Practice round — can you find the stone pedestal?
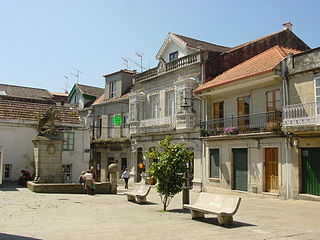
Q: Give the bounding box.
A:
[108,163,118,194]
[32,136,63,183]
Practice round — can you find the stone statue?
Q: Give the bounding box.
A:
[37,106,60,136]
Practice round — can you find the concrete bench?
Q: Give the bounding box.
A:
[125,184,151,203]
[183,192,241,226]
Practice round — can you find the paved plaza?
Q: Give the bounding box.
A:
[1,183,320,240]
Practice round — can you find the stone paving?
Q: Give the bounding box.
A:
[1,183,320,240]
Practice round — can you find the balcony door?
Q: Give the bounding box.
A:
[237,96,250,128]
[150,95,159,119]
[212,101,224,131]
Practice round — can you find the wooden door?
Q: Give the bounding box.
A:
[233,148,248,191]
[265,148,278,192]
[302,148,320,196]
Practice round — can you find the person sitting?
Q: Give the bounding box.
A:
[83,170,94,195]
[78,171,86,192]
[18,170,32,186]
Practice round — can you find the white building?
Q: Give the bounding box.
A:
[129,33,230,190]
[0,84,90,183]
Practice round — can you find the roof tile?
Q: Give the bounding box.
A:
[195,46,301,93]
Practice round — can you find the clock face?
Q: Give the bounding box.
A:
[47,144,56,154]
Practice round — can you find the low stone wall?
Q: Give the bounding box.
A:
[28,181,112,194]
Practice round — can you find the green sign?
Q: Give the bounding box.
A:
[113,115,123,126]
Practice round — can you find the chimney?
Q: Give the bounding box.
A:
[282,22,293,31]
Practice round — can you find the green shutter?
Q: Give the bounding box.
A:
[302,148,320,196]
[209,149,219,178]
[233,148,248,191]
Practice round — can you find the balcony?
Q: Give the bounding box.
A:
[200,111,282,137]
[130,116,176,134]
[134,52,201,82]
[92,124,130,144]
[283,102,320,129]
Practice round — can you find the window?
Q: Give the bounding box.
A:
[3,164,12,179]
[237,96,250,127]
[169,51,178,61]
[62,132,75,151]
[212,101,224,130]
[266,89,280,112]
[110,81,117,98]
[108,115,114,138]
[166,91,175,116]
[97,117,102,138]
[62,164,72,183]
[209,149,219,178]
[150,95,159,118]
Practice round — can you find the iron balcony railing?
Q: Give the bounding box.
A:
[134,52,201,82]
[283,102,320,127]
[200,111,282,136]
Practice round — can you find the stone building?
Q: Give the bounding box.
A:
[129,33,230,190]
[282,47,320,198]
[90,70,134,182]
[194,27,310,197]
[0,84,90,183]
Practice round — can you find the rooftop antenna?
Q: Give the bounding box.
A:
[121,57,131,69]
[69,66,82,83]
[128,58,147,73]
[135,52,143,72]
[63,75,69,94]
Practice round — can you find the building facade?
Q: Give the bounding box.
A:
[282,47,320,198]
[194,28,309,198]
[90,70,134,182]
[129,33,230,190]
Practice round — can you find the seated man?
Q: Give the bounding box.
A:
[18,170,32,186]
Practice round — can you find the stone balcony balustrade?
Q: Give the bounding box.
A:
[283,102,320,128]
[134,52,201,82]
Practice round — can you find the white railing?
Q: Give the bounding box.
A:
[283,102,320,126]
[129,116,176,134]
[140,116,176,128]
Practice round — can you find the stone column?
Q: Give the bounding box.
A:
[108,163,118,194]
[32,136,63,183]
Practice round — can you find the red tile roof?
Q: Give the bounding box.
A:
[0,96,81,125]
[92,92,129,105]
[194,46,301,93]
[103,69,136,77]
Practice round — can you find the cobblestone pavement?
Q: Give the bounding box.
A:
[1,183,320,240]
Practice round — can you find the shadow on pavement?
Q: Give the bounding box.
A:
[0,233,41,240]
[127,201,158,205]
[167,208,190,214]
[194,217,256,228]
[0,182,26,191]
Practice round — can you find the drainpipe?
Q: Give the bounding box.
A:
[281,56,290,199]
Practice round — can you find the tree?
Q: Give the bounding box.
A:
[146,137,193,211]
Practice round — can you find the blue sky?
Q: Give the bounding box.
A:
[1,0,320,93]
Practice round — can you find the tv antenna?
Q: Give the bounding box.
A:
[135,52,143,72]
[63,75,70,94]
[121,57,131,69]
[69,66,82,83]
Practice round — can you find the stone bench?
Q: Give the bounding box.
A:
[124,184,151,203]
[183,192,241,226]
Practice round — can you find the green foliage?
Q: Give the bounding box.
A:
[146,137,193,211]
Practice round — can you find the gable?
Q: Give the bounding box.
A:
[156,34,190,62]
